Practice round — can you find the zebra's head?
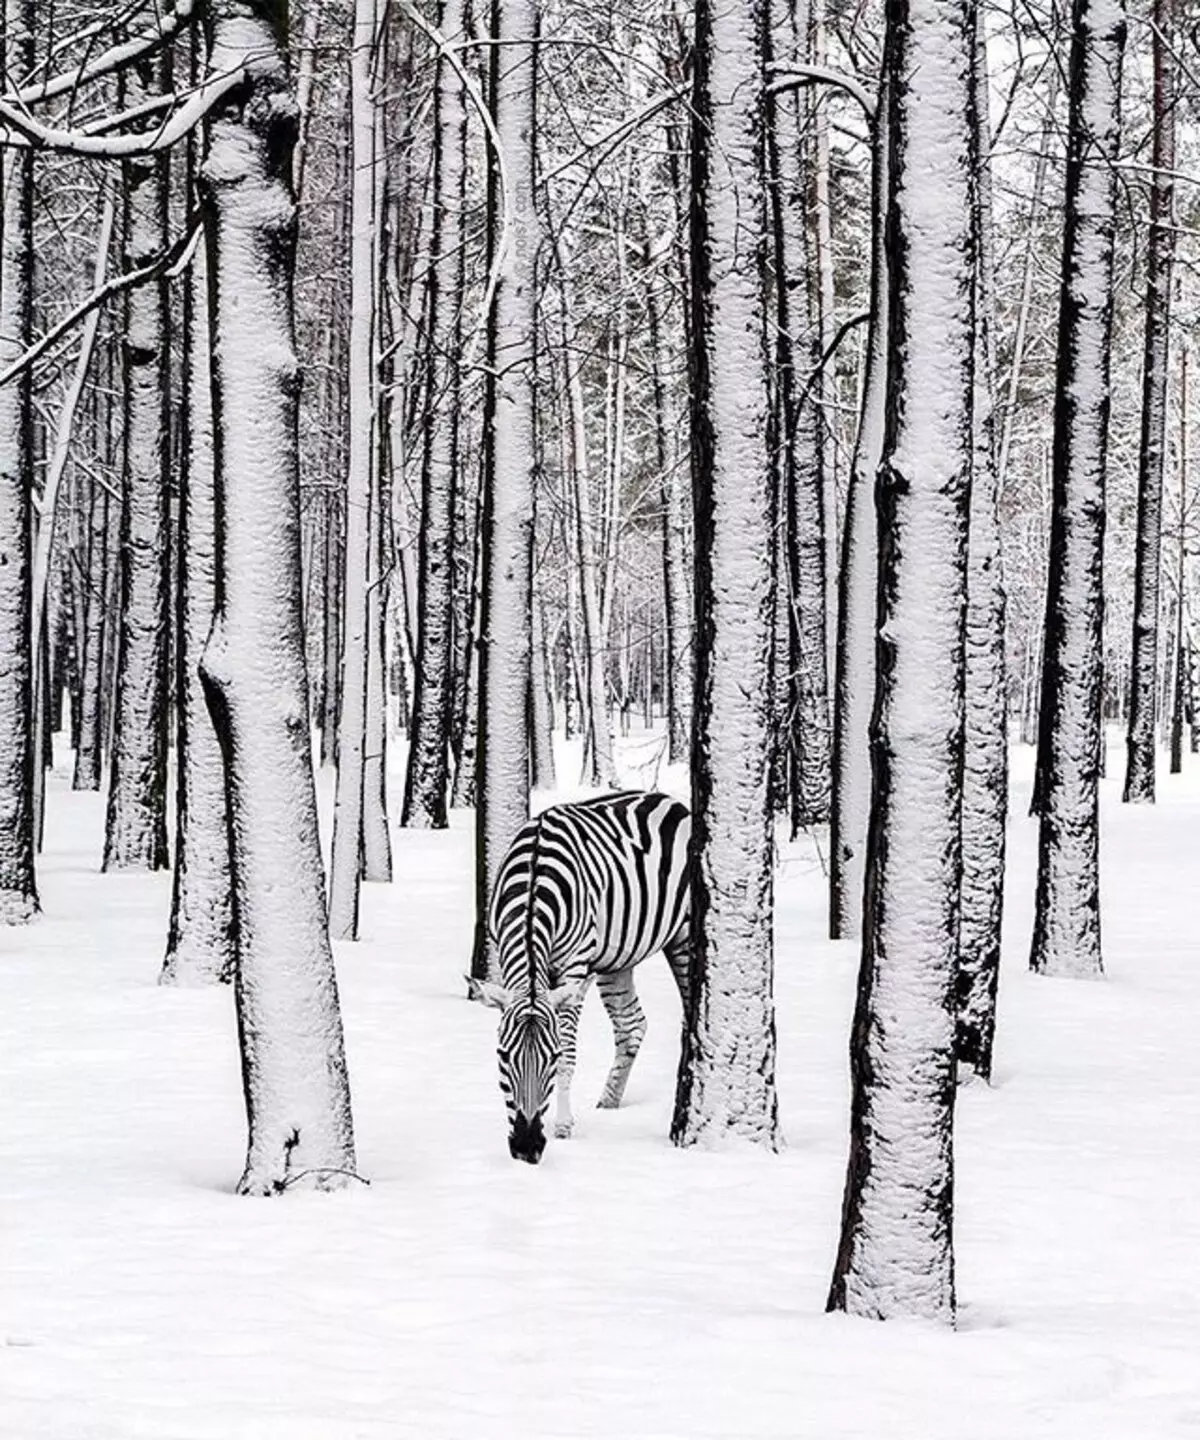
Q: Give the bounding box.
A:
[469,977,581,1163]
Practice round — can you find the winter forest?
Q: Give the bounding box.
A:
[1,0,1198,1432]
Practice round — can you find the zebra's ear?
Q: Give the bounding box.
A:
[547,981,584,1012]
[467,976,511,1010]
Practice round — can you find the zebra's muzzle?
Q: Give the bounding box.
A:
[508,1111,546,1164]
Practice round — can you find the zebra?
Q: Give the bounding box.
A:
[469,791,692,1163]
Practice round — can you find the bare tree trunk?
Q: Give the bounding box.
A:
[104,61,171,874]
[530,590,556,788]
[827,0,973,1325]
[403,0,467,829]
[1122,0,1174,803]
[830,74,887,940]
[956,6,1007,1082]
[0,4,39,921]
[199,0,356,1194]
[163,212,234,985]
[329,0,380,938]
[670,0,779,1150]
[1030,0,1126,979]
[470,0,537,981]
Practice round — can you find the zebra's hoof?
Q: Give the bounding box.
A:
[596,1093,621,1109]
[554,1121,574,1140]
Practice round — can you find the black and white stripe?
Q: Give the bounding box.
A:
[470,791,692,1162]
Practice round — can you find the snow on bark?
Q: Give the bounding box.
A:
[199,0,355,1193]
[328,0,380,938]
[827,0,974,1325]
[957,7,1007,1081]
[0,1,39,922]
[470,0,536,980]
[1122,0,1174,805]
[647,275,690,766]
[403,0,467,830]
[830,74,887,942]
[670,0,779,1151]
[103,63,171,875]
[163,235,234,986]
[1030,0,1125,979]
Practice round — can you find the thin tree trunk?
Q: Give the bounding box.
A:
[1122,0,1174,803]
[163,209,235,985]
[829,74,887,940]
[956,5,1008,1082]
[470,0,537,982]
[403,0,466,829]
[827,0,974,1325]
[104,61,171,874]
[670,0,779,1150]
[530,590,556,788]
[1030,0,1126,978]
[0,4,40,921]
[199,0,356,1194]
[329,0,380,938]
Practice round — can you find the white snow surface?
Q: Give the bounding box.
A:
[3,731,1199,1438]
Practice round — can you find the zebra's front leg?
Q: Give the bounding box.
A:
[595,968,647,1109]
[553,989,587,1139]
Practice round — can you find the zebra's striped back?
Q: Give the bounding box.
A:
[489,791,691,986]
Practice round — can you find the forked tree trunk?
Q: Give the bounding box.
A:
[199,0,356,1194]
[827,0,974,1325]
[1030,0,1125,979]
[670,0,779,1151]
[104,62,171,875]
[0,2,39,922]
[329,0,381,938]
[163,218,234,986]
[470,0,536,981]
[1122,0,1174,803]
[956,7,1007,1082]
[829,75,887,941]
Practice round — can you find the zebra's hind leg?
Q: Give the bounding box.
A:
[595,968,648,1109]
[554,986,588,1140]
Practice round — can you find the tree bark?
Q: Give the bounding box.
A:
[329,0,381,938]
[956,5,1007,1082]
[103,59,171,874]
[470,0,536,982]
[827,0,974,1325]
[1029,0,1125,979]
[402,0,467,830]
[163,211,234,986]
[1122,0,1174,803]
[199,0,356,1194]
[0,1,40,922]
[670,0,779,1150]
[829,74,887,941]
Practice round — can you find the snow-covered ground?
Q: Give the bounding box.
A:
[2,730,1198,1439]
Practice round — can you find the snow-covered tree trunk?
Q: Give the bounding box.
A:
[0,0,39,922]
[199,0,356,1193]
[561,277,618,790]
[670,0,779,1151]
[329,0,380,938]
[827,0,974,1324]
[402,0,466,830]
[73,462,110,793]
[104,61,171,875]
[361,455,393,880]
[530,591,556,789]
[163,222,234,986]
[1029,0,1125,979]
[647,270,690,765]
[470,0,537,981]
[829,75,887,941]
[956,6,1007,1082]
[1122,0,1174,804]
